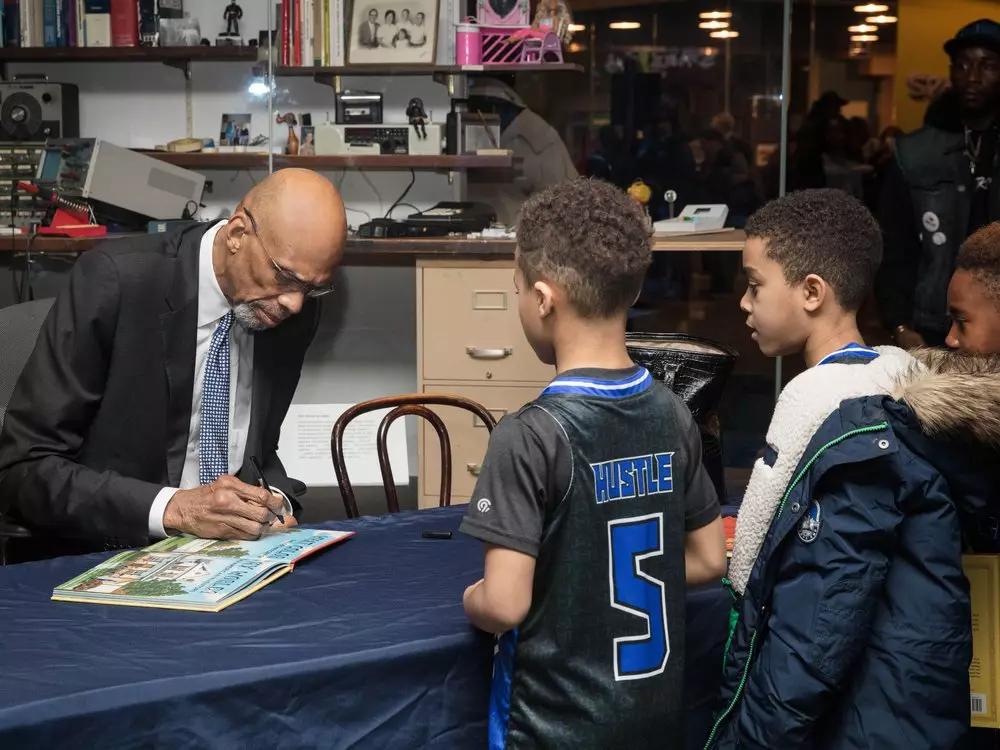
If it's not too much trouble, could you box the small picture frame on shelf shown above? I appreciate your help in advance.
[347,0,439,65]
[220,113,251,148]
[300,126,316,155]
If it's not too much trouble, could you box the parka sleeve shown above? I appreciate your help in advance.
[729,462,905,748]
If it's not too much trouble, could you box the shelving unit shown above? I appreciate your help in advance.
[273,62,585,91]
[139,151,514,171]
[0,46,260,79]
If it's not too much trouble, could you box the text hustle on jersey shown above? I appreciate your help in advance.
[591,452,674,504]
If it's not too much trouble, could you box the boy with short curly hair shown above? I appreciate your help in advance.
[947,221,1000,354]
[709,188,1000,750]
[461,178,726,749]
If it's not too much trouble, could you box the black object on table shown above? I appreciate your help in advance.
[0,506,730,749]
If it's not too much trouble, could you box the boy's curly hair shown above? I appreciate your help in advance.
[956,222,1000,302]
[745,188,882,312]
[516,178,652,319]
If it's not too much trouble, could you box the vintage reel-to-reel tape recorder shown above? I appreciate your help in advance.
[0,77,80,143]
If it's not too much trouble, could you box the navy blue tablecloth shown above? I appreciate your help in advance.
[0,506,730,749]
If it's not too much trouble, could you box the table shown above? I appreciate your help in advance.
[0,507,731,749]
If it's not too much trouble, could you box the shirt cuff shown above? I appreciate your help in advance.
[149,486,178,539]
[272,487,294,517]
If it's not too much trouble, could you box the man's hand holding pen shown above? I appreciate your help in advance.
[163,474,296,540]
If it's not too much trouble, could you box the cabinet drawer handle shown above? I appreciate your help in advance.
[467,463,482,476]
[466,346,513,360]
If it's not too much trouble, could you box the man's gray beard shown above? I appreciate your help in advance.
[232,302,268,332]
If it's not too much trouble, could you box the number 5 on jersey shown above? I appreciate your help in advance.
[608,513,670,681]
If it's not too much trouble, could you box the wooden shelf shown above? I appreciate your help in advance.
[275,63,585,78]
[139,151,513,170]
[0,229,746,264]
[0,46,260,64]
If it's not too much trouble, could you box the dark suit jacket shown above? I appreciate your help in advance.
[0,224,320,548]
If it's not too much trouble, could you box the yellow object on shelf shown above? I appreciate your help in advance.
[965,554,1000,728]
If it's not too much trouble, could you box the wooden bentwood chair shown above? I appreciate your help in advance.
[331,394,498,519]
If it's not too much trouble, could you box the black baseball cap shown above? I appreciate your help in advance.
[817,90,848,108]
[944,19,1000,58]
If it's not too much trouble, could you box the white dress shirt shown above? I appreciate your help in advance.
[148,221,287,537]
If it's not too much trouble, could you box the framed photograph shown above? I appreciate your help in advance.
[348,0,438,66]
[220,113,251,147]
[300,126,316,155]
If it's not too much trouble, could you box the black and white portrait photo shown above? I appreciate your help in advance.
[348,0,438,64]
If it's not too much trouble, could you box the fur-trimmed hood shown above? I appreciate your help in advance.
[729,346,1000,595]
[893,348,1000,450]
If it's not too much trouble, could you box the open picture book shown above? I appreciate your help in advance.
[52,528,354,612]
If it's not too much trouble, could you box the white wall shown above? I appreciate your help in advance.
[5,0,466,512]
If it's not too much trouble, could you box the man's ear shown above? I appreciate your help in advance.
[534,280,556,319]
[226,212,249,255]
[801,273,828,313]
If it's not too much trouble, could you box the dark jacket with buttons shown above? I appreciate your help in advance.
[706,348,1000,750]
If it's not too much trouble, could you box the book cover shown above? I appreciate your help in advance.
[52,527,353,612]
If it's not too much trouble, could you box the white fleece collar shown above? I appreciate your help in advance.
[728,346,919,595]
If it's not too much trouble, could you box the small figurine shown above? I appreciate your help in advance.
[406,97,427,140]
[276,112,299,155]
[223,0,243,37]
[532,0,573,45]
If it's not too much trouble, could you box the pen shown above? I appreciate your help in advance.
[249,455,284,524]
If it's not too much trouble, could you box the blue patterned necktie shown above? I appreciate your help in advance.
[199,310,234,485]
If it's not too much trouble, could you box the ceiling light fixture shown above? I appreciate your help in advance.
[850,34,879,42]
[568,23,585,31]
[699,11,732,20]
[699,20,729,29]
[848,24,877,33]
[609,21,640,30]
[710,29,739,39]
[853,3,888,12]
[865,14,897,23]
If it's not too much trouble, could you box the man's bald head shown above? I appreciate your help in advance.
[242,169,347,280]
[215,169,347,331]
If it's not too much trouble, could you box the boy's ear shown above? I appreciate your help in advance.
[801,273,828,312]
[533,280,556,318]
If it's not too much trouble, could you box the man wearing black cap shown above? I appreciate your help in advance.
[876,19,1000,348]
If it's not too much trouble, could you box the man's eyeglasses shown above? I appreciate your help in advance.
[243,207,335,298]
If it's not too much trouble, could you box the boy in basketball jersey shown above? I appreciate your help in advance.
[460,178,727,750]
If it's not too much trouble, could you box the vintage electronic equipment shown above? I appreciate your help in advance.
[404,201,496,236]
[654,204,729,234]
[335,91,384,124]
[0,142,47,229]
[445,108,501,155]
[357,218,410,238]
[315,123,443,156]
[36,139,206,227]
[356,202,497,239]
[0,80,80,143]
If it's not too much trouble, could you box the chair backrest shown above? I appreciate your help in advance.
[0,298,54,431]
[331,394,499,518]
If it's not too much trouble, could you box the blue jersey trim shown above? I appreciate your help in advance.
[817,342,879,366]
[489,628,518,750]
[541,367,653,398]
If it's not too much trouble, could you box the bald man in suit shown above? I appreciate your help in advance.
[0,169,347,556]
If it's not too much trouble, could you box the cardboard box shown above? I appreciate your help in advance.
[964,554,1000,729]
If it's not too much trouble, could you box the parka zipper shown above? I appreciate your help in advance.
[701,421,890,749]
